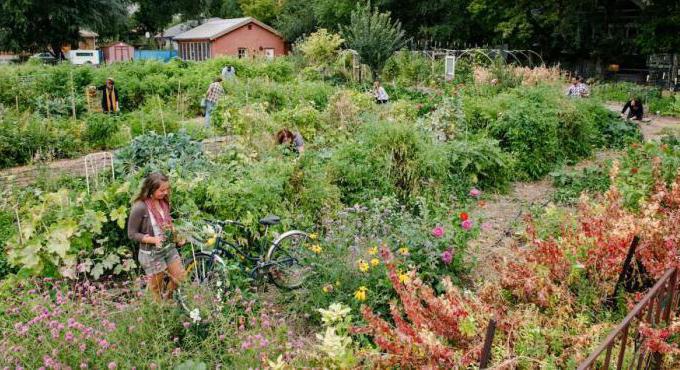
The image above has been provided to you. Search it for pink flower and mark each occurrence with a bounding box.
[108,362,117,370]
[65,331,75,342]
[469,187,481,197]
[80,363,88,369]
[461,220,473,230]
[98,339,110,349]
[219,334,226,341]
[441,250,453,264]
[431,226,445,238]
[481,222,493,231]
[149,364,157,370]
[172,347,181,357]
[183,322,191,329]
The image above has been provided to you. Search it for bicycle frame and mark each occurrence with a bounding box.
[202,222,278,278]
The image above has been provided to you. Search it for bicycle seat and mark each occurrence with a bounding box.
[259,215,280,226]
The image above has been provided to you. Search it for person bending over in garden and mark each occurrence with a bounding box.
[204,77,224,127]
[374,80,389,104]
[98,77,119,113]
[127,172,186,301]
[577,76,590,97]
[621,97,644,121]
[276,128,305,154]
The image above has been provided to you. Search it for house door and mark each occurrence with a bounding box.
[264,48,275,60]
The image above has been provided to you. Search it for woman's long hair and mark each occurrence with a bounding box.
[276,128,295,144]
[134,172,169,202]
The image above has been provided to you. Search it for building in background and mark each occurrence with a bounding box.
[100,42,134,63]
[156,18,222,50]
[173,17,285,61]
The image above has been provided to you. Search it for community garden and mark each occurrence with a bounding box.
[1,33,680,369]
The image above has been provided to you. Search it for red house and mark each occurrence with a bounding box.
[100,42,134,63]
[173,17,286,61]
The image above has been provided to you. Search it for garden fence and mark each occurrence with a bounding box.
[577,267,680,369]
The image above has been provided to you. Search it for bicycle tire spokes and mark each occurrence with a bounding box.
[267,232,315,289]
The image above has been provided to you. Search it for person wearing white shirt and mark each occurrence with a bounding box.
[374,80,389,104]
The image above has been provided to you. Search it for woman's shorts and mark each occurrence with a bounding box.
[138,246,180,275]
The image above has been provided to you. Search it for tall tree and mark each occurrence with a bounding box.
[341,2,406,75]
[0,0,128,56]
[238,0,282,24]
[134,0,211,34]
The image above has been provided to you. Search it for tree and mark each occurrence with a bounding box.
[274,0,317,42]
[298,29,344,69]
[341,2,406,76]
[239,0,282,24]
[0,0,128,57]
[133,0,211,35]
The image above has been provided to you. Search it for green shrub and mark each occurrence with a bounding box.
[446,135,514,191]
[83,114,122,149]
[115,131,207,174]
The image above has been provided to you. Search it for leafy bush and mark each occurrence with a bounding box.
[382,50,435,86]
[329,121,448,205]
[0,112,85,168]
[446,135,514,191]
[551,167,611,204]
[115,131,207,174]
[83,114,123,150]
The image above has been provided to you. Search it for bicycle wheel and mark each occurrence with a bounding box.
[266,231,315,289]
[175,252,227,315]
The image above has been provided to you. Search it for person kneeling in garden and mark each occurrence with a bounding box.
[276,128,305,154]
[621,97,644,121]
[127,172,186,301]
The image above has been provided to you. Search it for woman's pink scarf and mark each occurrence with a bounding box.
[144,199,173,231]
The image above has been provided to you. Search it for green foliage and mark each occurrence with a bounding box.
[239,0,282,25]
[0,111,85,169]
[298,29,344,69]
[83,114,123,150]
[382,50,435,86]
[551,167,611,204]
[341,3,406,75]
[115,131,207,174]
[446,135,514,191]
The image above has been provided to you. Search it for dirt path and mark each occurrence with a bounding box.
[0,134,231,187]
[466,106,679,283]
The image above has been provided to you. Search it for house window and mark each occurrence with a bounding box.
[238,48,248,59]
[181,41,211,61]
[264,48,275,60]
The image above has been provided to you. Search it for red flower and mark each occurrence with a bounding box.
[631,167,638,174]
[459,212,469,221]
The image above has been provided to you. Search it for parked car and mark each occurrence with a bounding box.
[65,50,99,65]
[30,52,57,64]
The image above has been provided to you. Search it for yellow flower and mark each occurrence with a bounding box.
[358,260,369,272]
[399,247,410,256]
[368,246,378,255]
[370,258,380,267]
[309,232,318,240]
[206,237,216,246]
[335,280,341,287]
[322,284,334,293]
[310,244,322,254]
[354,286,368,301]
[398,273,410,284]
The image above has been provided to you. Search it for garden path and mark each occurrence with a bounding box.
[605,102,680,141]
[469,108,680,283]
[0,135,232,186]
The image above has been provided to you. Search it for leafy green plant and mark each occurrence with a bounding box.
[115,131,207,174]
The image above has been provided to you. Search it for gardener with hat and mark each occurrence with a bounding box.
[98,77,120,113]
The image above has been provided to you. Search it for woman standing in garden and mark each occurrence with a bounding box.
[127,172,186,301]
[98,77,119,113]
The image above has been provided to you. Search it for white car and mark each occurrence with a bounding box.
[66,50,99,65]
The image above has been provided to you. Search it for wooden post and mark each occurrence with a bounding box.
[479,316,497,368]
[70,71,77,120]
[157,95,166,137]
[15,95,19,110]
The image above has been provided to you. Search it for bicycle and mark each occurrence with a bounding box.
[182,215,316,292]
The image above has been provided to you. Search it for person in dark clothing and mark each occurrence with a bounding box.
[621,98,644,121]
[276,128,305,154]
[98,78,119,113]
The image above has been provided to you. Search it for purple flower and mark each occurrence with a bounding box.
[107,362,117,370]
[469,187,481,198]
[461,220,473,230]
[441,250,453,264]
[182,322,191,329]
[481,222,493,231]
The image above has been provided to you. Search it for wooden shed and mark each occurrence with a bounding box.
[101,42,134,63]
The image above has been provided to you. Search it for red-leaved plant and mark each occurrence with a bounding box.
[360,247,492,368]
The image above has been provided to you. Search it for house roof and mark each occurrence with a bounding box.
[173,17,282,41]
[100,41,133,48]
[159,18,222,39]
